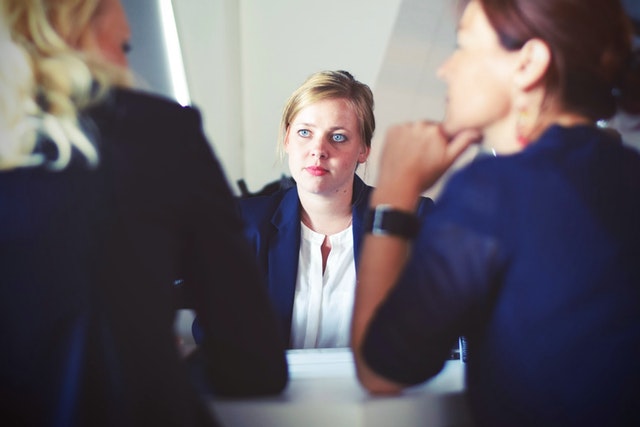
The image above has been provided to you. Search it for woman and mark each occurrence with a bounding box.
[0,1,287,426]
[239,70,433,348]
[352,0,640,426]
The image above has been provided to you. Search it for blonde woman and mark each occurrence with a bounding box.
[0,1,286,426]
[236,71,433,349]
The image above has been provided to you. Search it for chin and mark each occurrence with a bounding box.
[440,119,460,140]
[297,180,324,195]
[442,118,483,141]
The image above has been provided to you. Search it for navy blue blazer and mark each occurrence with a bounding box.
[239,175,434,347]
[363,125,640,427]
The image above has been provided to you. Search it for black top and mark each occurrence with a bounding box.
[0,88,287,427]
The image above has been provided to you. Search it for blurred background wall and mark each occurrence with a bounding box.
[121,0,459,196]
[123,0,640,197]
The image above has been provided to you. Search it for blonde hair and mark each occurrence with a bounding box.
[0,0,132,171]
[278,70,375,160]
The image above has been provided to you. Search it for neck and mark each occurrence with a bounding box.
[525,110,592,144]
[482,113,520,155]
[299,188,353,236]
[482,107,592,155]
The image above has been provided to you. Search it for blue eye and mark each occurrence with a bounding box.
[332,134,346,143]
[298,129,310,137]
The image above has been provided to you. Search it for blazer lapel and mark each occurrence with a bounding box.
[351,175,371,264]
[268,187,302,344]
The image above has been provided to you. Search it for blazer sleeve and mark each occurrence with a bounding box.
[173,104,288,396]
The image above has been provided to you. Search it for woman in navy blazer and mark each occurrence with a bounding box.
[237,71,433,348]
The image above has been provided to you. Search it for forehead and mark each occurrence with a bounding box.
[457,1,499,44]
[292,98,358,125]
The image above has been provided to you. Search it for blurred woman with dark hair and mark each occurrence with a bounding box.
[352,0,640,426]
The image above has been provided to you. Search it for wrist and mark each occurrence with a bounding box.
[364,204,420,239]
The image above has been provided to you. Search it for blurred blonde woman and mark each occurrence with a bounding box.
[1,1,287,426]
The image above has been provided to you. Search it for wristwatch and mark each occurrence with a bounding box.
[364,204,420,239]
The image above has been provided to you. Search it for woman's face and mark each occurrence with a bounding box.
[285,98,369,197]
[437,1,518,140]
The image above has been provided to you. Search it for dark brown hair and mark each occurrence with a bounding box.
[477,0,639,119]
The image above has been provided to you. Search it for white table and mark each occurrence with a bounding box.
[209,348,475,427]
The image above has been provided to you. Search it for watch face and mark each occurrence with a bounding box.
[366,205,419,238]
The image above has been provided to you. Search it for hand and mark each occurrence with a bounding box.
[375,121,479,204]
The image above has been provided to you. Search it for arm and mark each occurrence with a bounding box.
[181,109,288,396]
[351,122,477,393]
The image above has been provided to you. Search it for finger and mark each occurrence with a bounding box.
[446,129,481,161]
[420,119,439,127]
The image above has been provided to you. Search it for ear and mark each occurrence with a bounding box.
[513,38,551,91]
[357,144,370,163]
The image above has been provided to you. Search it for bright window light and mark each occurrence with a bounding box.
[159,0,191,106]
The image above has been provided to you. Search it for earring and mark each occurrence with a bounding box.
[515,109,530,147]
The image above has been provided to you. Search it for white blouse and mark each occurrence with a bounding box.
[289,222,356,349]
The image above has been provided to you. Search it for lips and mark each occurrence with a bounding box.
[305,166,328,176]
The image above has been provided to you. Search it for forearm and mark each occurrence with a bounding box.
[191,233,288,396]
[351,122,477,393]
[351,187,421,394]
[195,304,288,396]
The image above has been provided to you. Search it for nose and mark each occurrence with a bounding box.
[309,136,328,159]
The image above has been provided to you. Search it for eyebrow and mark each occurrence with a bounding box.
[294,123,351,132]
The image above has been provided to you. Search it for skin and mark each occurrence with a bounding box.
[285,97,370,271]
[285,97,369,201]
[437,1,520,153]
[351,0,589,394]
[83,0,131,67]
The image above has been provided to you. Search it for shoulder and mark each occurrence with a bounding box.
[352,175,373,206]
[86,88,203,137]
[83,88,231,194]
[238,187,293,228]
[353,175,434,218]
[110,88,198,118]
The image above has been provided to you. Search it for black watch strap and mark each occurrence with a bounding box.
[364,204,420,239]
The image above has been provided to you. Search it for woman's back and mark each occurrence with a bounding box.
[1,89,287,426]
[409,124,640,425]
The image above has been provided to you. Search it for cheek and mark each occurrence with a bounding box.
[448,60,512,125]
[285,143,304,168]
[338,149,366,170]
[93,27,128,67]
[103,40,127,66]
[477,63,513,116]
